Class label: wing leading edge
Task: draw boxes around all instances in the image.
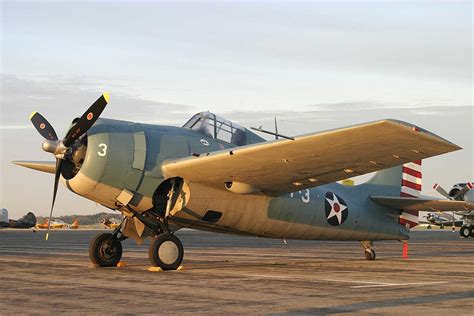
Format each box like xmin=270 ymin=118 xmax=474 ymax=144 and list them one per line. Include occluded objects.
xmin=163 ymin=119 xmax=461 ymax=196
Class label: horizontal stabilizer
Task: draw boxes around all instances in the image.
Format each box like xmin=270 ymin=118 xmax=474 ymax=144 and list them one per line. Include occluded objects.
xmin=371 ymin=196 xmax=474 ymax=212
xmin=13 ymin=161 xmax=56 ymax=174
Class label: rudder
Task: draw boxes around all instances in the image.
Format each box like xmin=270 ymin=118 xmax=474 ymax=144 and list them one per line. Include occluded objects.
xmin=399 ymin=160 xmax=422 ymax=228
xmin=366 ymin=160 xmax=422 ymax=229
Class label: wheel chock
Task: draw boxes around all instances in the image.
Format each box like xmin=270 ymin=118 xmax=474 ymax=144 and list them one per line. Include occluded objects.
xmin=148 ymin=266 xmax=163 ymax=272
xmin=177 ymin=265 xmax=184 ymax=271
xmin=117 ymin=261 xmax=127 ymax=267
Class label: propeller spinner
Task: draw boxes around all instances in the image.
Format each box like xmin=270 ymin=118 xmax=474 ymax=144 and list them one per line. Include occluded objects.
xmin=29 ymin=93 xmax=109 ymax=240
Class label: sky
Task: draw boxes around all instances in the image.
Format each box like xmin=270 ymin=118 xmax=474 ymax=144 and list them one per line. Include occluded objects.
xmin=1 ymin=1 xmax=472 ymax=219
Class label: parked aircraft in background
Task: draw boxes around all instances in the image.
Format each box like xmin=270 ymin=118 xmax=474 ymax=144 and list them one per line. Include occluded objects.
xmin=35 ymin=219 xmax=68 ymax=229
xmin=421 ymin=212 xmax=463 ymax=229
xmin=433 ymin=182 xmax=474 ymax=238
xmin=100 ymin=218 xmax=121 ymax=229
xmin=14 ymin=94 xmax=474 ymax=270
xmin=0 ymin=208 xmax=37 ymax=229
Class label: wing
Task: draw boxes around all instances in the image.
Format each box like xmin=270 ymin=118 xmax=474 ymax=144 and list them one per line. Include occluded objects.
xmin=163 ymin=119 xmax=460 ymax=195
xmin=371 ymin=196 xmax=474 ymax=212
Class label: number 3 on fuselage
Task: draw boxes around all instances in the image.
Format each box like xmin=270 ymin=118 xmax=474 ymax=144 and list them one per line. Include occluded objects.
xmin=290 ymin=189 xmax=311 ymax=203
xmin=98 ymin=143 xmax=107 ymax=157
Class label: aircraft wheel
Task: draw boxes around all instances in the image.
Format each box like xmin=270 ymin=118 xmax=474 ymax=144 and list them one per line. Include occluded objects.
xmin=148 ymin=233 xmax=184 ymax=270
xmin=470 ymin=227 xmax=474 ymax=238
xmin=440 ymin=224 xmax=444 ymax=229
xmin=364 ymin=249 xmax=376 ymax=261
xmin=460 ymin=226 xmax=470 ymax=238
xmin=89 ymin=233 xmax=122 ymax=267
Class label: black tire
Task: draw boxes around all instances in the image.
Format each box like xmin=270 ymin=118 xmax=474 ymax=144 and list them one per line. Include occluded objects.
xmin=470 ymin=227 xmax=474 ymax=238
xmin=364 ymin=249 xmax=376 ymax=261
xmin=89 ymin=233 xmax=122 ymax=267
xmin=148 ymin=233 xmax=184 ymax=270
xmin=460 ymin=226 xmax=470 ymax=238
xmin=440 ymin=224 xmax=444 ymax=229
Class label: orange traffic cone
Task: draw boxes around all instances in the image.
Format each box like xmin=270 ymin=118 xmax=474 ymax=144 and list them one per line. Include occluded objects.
xmin=402 ymin=243 xmax=408 ymax=260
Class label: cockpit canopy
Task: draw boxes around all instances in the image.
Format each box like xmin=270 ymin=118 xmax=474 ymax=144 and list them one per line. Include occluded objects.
xmin=183 ymin=112 xmax=264 ymax=146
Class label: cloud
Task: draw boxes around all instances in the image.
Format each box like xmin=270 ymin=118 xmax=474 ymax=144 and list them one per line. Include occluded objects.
xmin=1 ymin=74 xmax=198 ymax=130
xmin=0 ymin=125 xmax=32 ymax=130
xmin=409 ymin=109 xmax=447 ymax=116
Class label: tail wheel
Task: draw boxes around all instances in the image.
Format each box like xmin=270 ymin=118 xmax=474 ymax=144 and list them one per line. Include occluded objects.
xmin=364 ymin=249 xmax=376 ymax=261
xmin=460 ymin=226 xmax=470 ymax=238
xmin=148 ymin=233 xmax=184 ymax=270
xmin=89 ymin=233 xmax=123 ymax=267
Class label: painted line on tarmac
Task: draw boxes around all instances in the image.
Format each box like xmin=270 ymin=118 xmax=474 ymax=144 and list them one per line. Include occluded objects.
xmin=246 ymin=275 xmax=449 ymax=289
xmin=350 ymin=281 xmax=449 ymax=289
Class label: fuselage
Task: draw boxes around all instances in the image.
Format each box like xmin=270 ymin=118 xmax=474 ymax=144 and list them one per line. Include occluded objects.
xmin=64 ymin=118 xmax=408 ymax=242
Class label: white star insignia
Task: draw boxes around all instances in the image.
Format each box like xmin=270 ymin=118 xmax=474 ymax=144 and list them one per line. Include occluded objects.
xmin=326 ymin=194 xmax=347 ymax=225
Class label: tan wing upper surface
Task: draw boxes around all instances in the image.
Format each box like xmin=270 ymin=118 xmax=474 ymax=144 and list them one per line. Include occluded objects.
xmin=163 ymin=119 xmax=461 ymax=195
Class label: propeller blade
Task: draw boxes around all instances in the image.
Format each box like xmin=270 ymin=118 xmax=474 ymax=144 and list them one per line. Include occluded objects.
xmin=30 ymin=112 xmax=58 ymax=141
xmin=63 ymin=93 xmax=109 ymax=147
xmin=433 ymin=183 xmax=450 ymax=198
xmin=45 ymin=159 xmax=62 ymax=240
xmin=453 ymin=182 xmax=473 ymax=200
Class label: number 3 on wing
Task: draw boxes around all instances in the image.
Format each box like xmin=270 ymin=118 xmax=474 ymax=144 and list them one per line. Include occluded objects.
xmin=301 ymin=189 xmax=310 ymax=203
xmin=98 ymin=143 xmax=107 ymax=157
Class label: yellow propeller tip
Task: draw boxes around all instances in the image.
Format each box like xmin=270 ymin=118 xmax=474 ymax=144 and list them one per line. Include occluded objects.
xmin=29 ymin=111 xmax=37 ymax=120
xmin=103 ymin=92 xmax=110 ymax=103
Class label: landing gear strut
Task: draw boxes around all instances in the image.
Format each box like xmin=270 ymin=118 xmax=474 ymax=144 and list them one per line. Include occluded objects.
xmin=360 ymin=241 xmax=376 ymax=260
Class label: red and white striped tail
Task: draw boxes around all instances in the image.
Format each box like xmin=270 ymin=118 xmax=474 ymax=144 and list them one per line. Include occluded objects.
xmin=399 ymin=160 xmax=422 ymax=228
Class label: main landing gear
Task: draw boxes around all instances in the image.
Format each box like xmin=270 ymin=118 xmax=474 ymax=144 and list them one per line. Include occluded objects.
xmin=360 ymin=240 xmax=376 ymax=260
xmin=89 ymin=178 xmax=185 ymax=270
xmin=460 ymin=225 xmax=473 ymax=238
xmin=89 ymin=218 xmax=184 ymax=270
xmin=88 ymin=214 xmax=184 ymax=270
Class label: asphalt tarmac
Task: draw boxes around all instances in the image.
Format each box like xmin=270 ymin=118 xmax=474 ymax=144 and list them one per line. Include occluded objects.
xmin=0 ymin=229 xmax=473 ymax=315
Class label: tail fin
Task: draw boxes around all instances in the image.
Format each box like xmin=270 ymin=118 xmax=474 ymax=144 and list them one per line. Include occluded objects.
xmin=71 ymin=219 xmax=79 ymax=228
xmin=367 ymin=160 xmax=422 ymax=228
xmin=399 ymin=160 xmax=422 ymax=228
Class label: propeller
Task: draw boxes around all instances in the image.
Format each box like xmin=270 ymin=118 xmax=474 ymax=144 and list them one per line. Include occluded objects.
xmin=433 ymin=183 xmax=449 ymax=198
xmin=433 ymin=182 xmax=473 ymax=201
xmin=452 ymin=182 xmax=473 ymax=200
xmin=29 ymin=93 xmax=109 ymax=240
